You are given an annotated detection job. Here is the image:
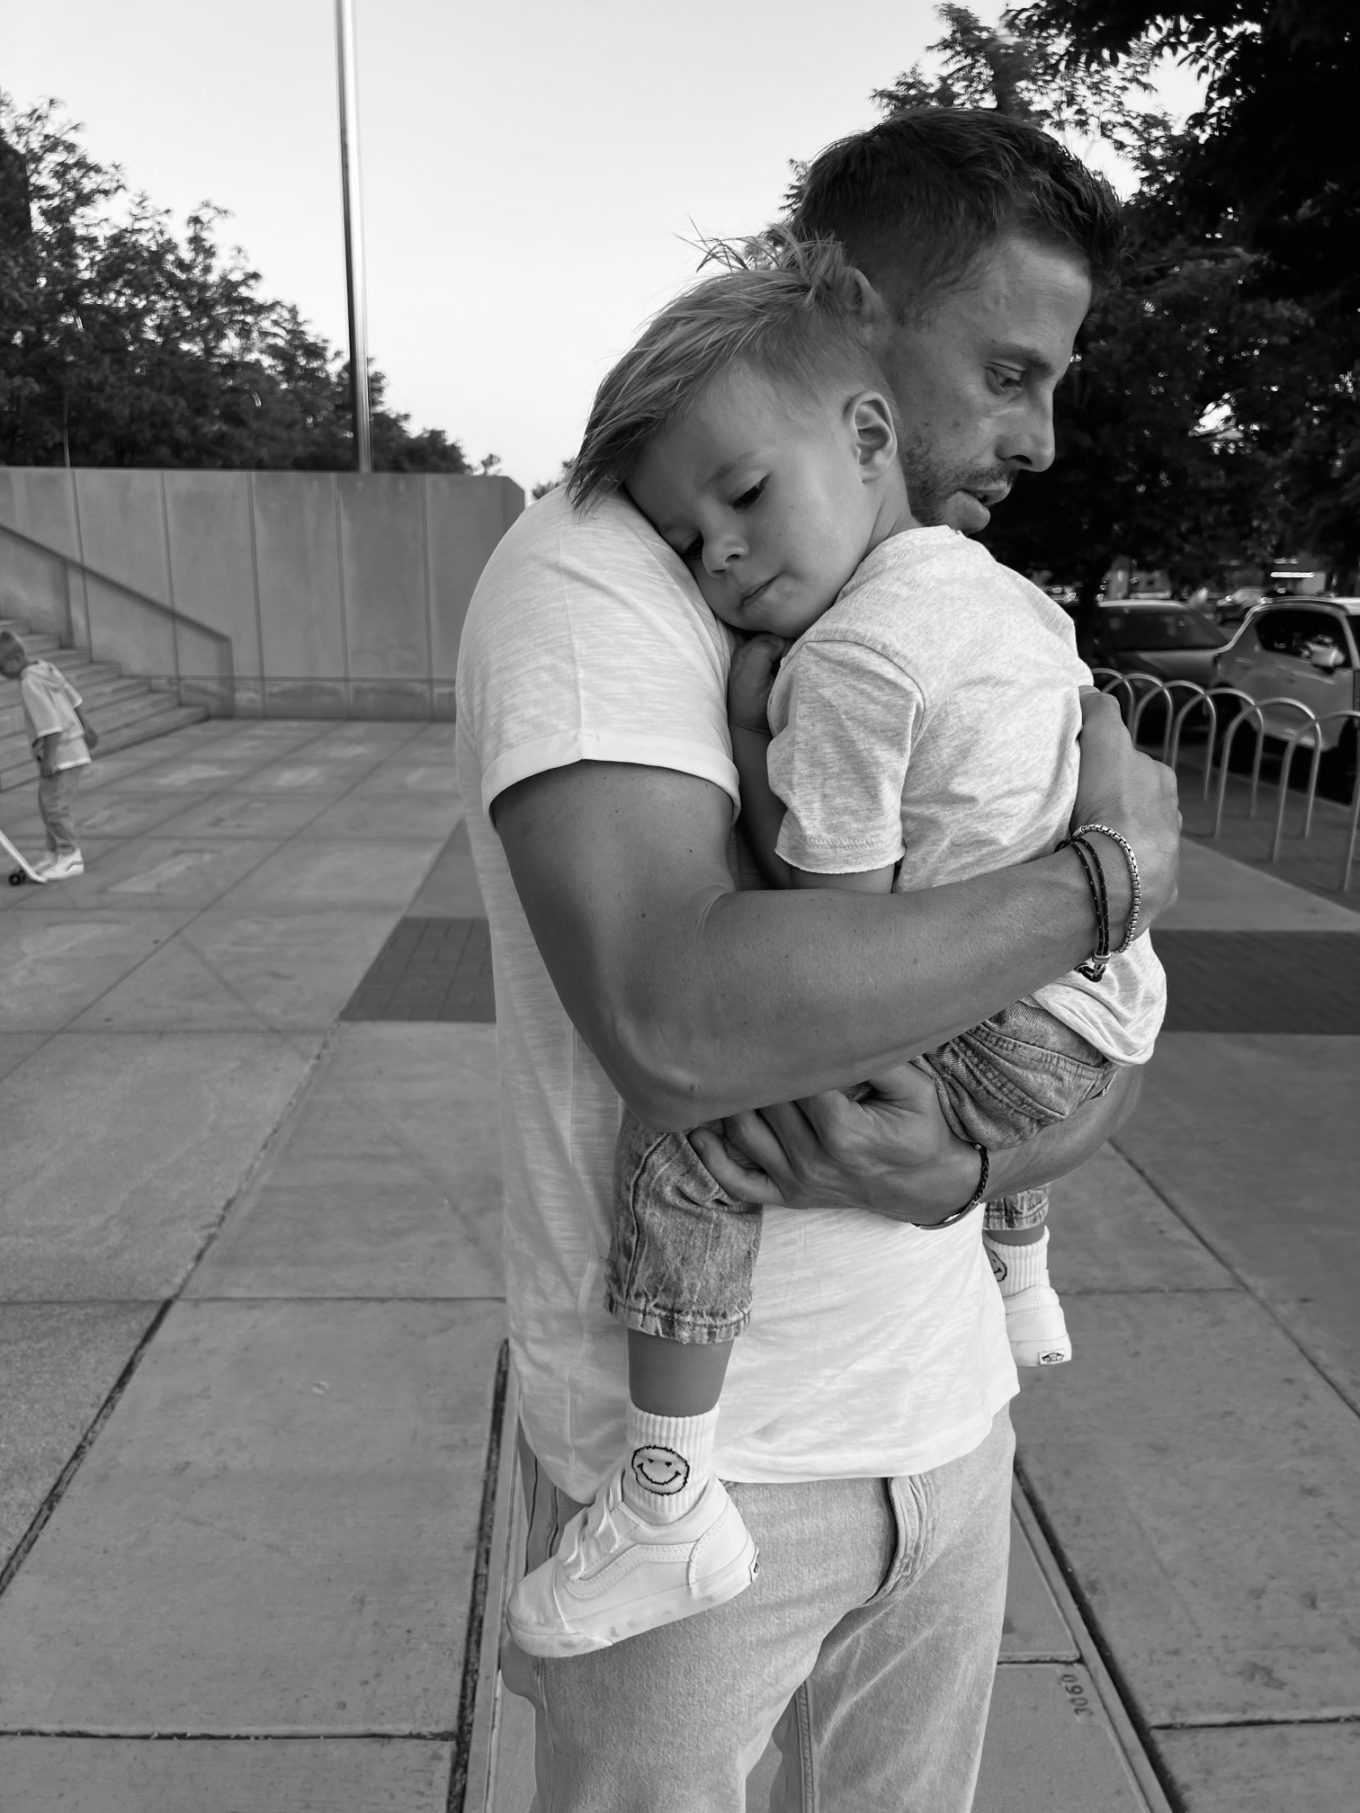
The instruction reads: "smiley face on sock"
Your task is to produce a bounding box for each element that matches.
[631,1445,690,1495]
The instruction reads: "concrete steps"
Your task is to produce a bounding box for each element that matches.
[0,616,209,791]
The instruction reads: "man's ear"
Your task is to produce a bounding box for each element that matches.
[846,267,890,331]
[847,390,898,479]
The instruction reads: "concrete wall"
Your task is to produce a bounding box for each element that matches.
[0,468,524,719]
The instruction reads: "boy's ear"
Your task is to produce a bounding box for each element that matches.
[847,390,898,479]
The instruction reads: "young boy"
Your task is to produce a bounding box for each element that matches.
[506,240,1165,1658]
[0,629,98,879]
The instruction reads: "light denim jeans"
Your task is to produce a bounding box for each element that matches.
[37,764,85,858]
[500,1407,1015,1812]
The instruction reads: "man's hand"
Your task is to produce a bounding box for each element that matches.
[1072,689,1180,934]
[688,1062,980,1224]
[727,633,786,734]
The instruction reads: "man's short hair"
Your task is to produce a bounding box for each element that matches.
[789,108,1123,319]
[569,236,889,509]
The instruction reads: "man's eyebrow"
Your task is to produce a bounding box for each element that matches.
[992,343,1069,380]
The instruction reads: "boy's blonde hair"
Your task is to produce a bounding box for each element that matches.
[569,235,891,509]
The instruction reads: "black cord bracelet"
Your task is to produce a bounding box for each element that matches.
[919,1143,989,1229]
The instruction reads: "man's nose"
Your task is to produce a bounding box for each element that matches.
[1001,396,1057,474]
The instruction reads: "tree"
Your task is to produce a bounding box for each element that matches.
[0,95,475,473]
[1012,0,1360,588]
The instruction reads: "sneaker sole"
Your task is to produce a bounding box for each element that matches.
[507,1537,760,1658]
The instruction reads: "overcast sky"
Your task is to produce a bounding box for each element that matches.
[3,0,1203,493]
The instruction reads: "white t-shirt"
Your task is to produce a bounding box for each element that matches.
[455,487,1014,1503]
[769,529,1165,1065]
[20,659,91,771]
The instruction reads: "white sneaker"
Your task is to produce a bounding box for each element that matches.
[42,851,84,880]
[507,1470,759,1658]
[1004,1284,1073,1367]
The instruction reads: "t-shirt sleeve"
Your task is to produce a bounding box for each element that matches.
[769,636,924,874]
[19,670,66,739]
[457,495,740,816]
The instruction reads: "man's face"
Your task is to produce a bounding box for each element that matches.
[875,233,1092,534]
[0,653,23,681]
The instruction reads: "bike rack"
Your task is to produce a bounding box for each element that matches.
[1091,670,1358,888]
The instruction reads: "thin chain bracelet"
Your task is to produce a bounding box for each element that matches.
[1072,823,1143,955]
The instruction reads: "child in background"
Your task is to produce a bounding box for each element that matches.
[0,629,98,879]
[507,240,1165,1659]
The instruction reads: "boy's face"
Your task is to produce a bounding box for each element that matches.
[625,367,889,639]
[0,652,24,681]
[874,233,1092,534]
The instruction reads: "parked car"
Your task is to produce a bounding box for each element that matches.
[1090,600,1230,689]
[1212,597,1360,792]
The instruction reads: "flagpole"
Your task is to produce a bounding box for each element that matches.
[334,0,372,471]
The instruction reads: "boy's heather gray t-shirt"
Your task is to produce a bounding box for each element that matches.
[767,527,1165,1064]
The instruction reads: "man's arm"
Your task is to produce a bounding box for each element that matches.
[493,689,1178,1137]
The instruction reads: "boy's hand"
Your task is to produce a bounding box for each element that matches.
[688,1063,981,1225]
[727,633,787,735]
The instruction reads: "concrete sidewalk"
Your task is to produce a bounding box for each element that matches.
[0,718,1357,1811]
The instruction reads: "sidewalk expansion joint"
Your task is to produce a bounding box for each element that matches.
[446,1338,512,1813]
[1012,1460,1185,1813]
[0,1298,173,1601]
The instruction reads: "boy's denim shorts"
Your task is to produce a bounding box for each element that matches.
[918,998,1115,1151]
[606,999,1117,1342]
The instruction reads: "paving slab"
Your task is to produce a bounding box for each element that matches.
[407,820,485,918]
[0,912,188,1030]
[0,1032,48,1082]
[189,1024,503,1299]
[6,836,281,914]
[222,758,365,796]
[0,1738,453,1813]
[0,1303,160,1567]
[0,1299,505,1733]
[146,788,333,838]
[298,789,464,841]
[210,838,442,913]
[1153,1720,1360,1813]
[1045,1143,1237,1293]
[1162,838,1360,932]
[1014,1291,1360,1725]
[349,760,461,798]
[67,910,397,1035]
[974,1665,1162,1812]
[0,1031,320,1299]
[1119,1032,1360,1409]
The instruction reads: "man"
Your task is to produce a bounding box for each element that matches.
[455,109,1180,1810]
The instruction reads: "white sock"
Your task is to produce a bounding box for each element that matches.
[984,1228,1052,1298]
[621,1403,718,1522]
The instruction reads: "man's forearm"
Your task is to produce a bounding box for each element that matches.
[984,1066,1142,1198]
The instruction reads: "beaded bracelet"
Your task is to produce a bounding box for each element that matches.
[1059,832,1111,980]
[919,1143,989,1229]
[1072,822,1143,955]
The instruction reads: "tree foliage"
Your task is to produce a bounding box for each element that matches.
[0,95,471,472]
